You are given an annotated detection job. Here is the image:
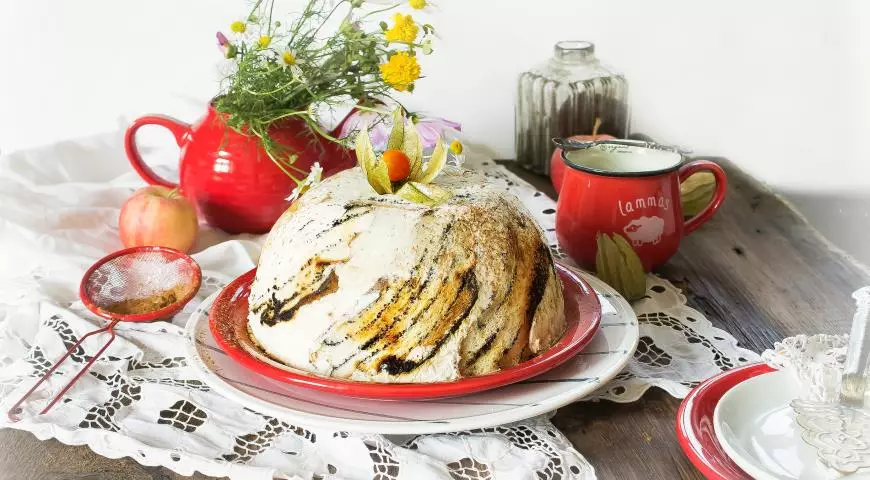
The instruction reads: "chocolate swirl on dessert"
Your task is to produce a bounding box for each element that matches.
[253,258,344,326]
[252,204,372,326]
[375,267,478,375]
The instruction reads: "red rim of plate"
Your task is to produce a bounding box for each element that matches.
[79,245,202,322]
[209,262,602,400]
[676,362,776,480]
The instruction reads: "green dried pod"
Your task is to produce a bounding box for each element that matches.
[353,106,452,204]
[386,107,405,151]
[595,233,647,301]
[355,126,375,176]
[611,233,647,299]
[595,234,610,286]
[681,172,716,217]
[395,181,451,206]
[416,137,447,184]
[600,234,626,293]
[595,233,618,294]
[369,158,393,194]
[402,119,423,179]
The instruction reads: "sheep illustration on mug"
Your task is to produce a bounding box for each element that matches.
[623,216,665,246]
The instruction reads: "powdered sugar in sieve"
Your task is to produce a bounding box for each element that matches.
[82,250,199,314]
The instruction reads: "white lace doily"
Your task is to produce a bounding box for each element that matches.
[760,294,870,477]
[763,334,849,403]
[0,131,760,479]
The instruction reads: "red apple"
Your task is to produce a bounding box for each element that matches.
[550,132,616,193]
[550,119,616,193]
[119,186,199,252]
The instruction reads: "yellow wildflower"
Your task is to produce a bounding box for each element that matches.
[282,51,297,66]
[257,35,271,48]
[379,52,421,92]
[409,0,427,9]
[449,140,463,155]
[385,13,419,43]
[230,21,247,33]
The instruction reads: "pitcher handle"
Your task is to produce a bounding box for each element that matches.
[124,115,191,189]
[679,160,728,235]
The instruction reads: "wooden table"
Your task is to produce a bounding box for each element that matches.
[1,160,867,480]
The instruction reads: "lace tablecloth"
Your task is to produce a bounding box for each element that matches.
[0,131,760,479]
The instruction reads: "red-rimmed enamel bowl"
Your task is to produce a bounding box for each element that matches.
[209,263,602,400]
[677,362,775,480]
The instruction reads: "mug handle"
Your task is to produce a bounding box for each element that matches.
[124,115,191,189]
[679,160,728,235]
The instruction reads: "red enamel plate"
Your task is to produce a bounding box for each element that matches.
[209,263,602,400]
[676,363,775,480]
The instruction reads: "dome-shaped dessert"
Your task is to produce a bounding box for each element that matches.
[247,167,565,382]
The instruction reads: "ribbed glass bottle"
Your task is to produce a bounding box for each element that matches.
[516,41,630,174]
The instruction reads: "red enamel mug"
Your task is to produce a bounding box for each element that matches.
[554,139,727,272]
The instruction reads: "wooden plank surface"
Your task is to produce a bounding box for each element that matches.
[2,159,867,480]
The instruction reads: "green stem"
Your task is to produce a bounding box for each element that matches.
[358,2,403,21]
[267,0,276,34]
[351,103,392,115]
[247,0,266,20]
[311,0,348,38]
[265,109,310,124]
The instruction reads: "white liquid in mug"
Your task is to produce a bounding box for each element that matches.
[565,144,681,174]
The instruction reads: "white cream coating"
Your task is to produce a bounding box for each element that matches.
[248,167,554,382]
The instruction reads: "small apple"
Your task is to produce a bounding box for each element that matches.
[119,186,199,252]
[550,119,615,193]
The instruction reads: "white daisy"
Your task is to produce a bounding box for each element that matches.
[286,162,323,202]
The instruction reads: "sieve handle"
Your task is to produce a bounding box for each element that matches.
[7,319,119,421]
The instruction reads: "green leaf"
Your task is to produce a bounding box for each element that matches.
[417,136,447,183]
[386,107,405,151]
[368,158,393,194]
[403,120,423,179]
[395,181,451,206]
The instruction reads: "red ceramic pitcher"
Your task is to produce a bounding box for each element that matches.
[554,139,727,271]
[125,103,356,234]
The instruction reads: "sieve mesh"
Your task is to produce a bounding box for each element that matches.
[82,249,199,316]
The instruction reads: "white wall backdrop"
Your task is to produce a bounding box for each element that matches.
[1,0,868,261]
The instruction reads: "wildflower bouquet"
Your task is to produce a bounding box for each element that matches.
[214,0,436,178]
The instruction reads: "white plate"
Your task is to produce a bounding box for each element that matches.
[714,370,870,480]
[183,273,639,434]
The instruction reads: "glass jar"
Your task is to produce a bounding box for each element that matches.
[515,41,630,174]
